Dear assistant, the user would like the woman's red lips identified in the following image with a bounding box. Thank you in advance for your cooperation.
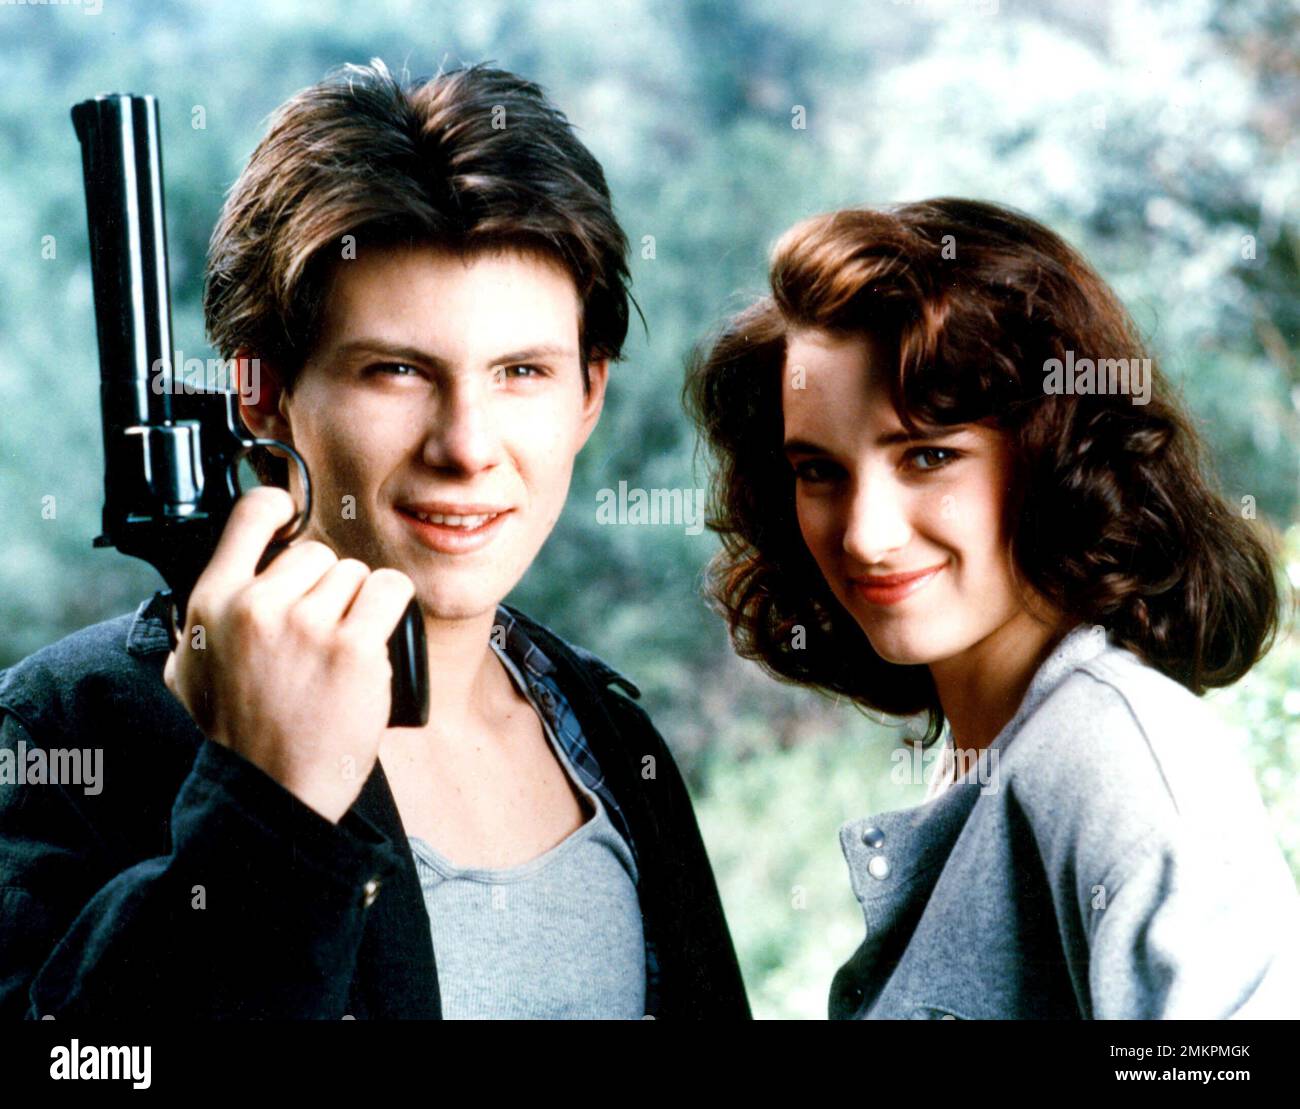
[853,565,946,587]
[851,563,947,606]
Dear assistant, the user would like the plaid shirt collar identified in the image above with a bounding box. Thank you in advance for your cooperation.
[487,604,636,860]
[487,604,663,1014]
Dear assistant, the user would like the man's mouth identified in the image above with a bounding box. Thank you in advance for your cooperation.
[403,508,501,529]
[395,503,513,552]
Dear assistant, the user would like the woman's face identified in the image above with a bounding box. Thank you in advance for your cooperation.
[781,327,1042,668]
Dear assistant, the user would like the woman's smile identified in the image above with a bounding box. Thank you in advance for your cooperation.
[850,561,948,607]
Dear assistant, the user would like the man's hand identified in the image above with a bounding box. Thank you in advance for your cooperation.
[162,486,416,823]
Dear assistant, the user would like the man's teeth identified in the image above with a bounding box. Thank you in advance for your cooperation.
[409,510,498,528]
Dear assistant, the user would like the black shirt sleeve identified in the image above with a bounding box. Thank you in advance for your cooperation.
[0,708,404,1019]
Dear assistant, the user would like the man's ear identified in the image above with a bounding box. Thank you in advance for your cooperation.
[234,349,292,444]
[576,357,609,452]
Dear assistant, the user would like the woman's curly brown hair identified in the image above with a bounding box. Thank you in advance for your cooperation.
[684,198,1283,744]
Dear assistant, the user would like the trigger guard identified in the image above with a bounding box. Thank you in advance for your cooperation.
[234,438,314,543]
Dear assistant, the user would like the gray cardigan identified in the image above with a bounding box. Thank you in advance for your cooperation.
[831,623,1300,1019]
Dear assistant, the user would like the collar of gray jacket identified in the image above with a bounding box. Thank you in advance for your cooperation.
[982,620,1104,758]
[839,621,1111,910]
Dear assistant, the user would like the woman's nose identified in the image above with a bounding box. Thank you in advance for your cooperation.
[841,470,913,564]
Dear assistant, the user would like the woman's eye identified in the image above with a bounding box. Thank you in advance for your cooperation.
[906,447,959,471]
[793,459,840,484]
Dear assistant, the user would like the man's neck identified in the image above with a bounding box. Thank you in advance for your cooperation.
[398,606,515,745]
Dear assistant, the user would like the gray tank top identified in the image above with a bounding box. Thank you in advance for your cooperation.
[408,650,646,1019]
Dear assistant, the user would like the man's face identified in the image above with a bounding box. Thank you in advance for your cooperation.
[242,244,607,623]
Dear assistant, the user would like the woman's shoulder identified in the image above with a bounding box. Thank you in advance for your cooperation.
[984,633,1300,1016]
[1027,639,1228,782]
[995,630,1285,884]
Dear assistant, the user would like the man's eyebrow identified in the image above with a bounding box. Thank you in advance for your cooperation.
[333,339,450,368]
[492,345,578,364]
[330,340,577,366]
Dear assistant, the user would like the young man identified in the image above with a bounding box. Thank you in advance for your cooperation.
[0,61,749,1019]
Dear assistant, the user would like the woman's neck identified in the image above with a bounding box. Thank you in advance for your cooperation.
[928,608,1070,758]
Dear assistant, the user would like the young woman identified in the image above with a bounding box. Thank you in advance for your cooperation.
[685,198,1300,1019]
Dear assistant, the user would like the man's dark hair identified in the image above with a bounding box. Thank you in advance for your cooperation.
[204,58,633,486]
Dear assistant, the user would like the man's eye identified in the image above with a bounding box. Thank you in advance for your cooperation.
[495,364,546,382]
[906,447,960,471]
[372,362,420,377]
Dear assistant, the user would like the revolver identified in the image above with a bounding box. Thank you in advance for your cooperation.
[71,92,429,728]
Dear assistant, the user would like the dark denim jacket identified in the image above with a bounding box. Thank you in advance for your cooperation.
[0,592,749,1019]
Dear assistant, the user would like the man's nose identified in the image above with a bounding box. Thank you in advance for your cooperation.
[842,468,913,564]
[422,379,500,475]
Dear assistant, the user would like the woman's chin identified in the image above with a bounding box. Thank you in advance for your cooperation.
[871,643,935,667]
[859,622,946,667]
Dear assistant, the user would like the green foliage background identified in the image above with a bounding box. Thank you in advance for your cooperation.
[1,0,1296,1019]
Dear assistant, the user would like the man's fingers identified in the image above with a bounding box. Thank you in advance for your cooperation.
[340,569,417,642]
[251,539,339,595]
[198,486,299,598]
[295,558,371,627]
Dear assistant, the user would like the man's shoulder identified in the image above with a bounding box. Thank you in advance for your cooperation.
[0,595,172,735]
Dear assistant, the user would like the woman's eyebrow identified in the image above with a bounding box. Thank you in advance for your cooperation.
[784,426,969,457]
[873,427,966,447]
[782,437,829,457]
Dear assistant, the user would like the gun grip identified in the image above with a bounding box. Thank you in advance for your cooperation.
[387,596,429,728]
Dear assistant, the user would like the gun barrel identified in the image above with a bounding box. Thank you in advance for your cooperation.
[72,93,174,422]
[69,91,429,727]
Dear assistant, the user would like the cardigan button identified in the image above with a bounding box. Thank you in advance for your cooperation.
[861,826,885,848]
[362,877,382,908]
[867,855,890,880]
